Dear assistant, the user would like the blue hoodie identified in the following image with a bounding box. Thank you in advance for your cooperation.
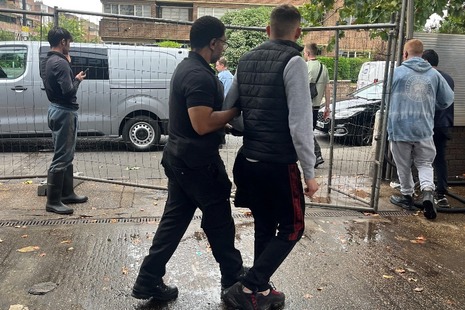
[387,57,454,142]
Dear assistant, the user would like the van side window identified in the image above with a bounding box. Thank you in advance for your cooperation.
[39,46,109,80]
[0,46,28,79]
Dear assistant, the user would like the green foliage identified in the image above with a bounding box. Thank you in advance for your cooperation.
[438,0,464,33]
[157,41,182,48]
[221,7,273,72]
[300,0,464,35]
[30,17,87,42]
[299,0,336,27]
[319,56,369,82]
[439,14,465,34]
[0,30,15,41]
[0,53,25,68]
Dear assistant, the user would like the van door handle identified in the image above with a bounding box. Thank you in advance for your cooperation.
[41,87,45,90]
[11,86,28,92]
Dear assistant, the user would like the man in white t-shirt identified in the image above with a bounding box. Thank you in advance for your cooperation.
[304,43,330,168]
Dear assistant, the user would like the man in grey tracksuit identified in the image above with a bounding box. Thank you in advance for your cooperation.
[388,39,454,220]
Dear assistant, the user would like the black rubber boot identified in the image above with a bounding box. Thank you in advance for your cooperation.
[46,170,74,215]
[61,164,88,204]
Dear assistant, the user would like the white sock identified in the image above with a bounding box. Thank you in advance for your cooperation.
[242,286,253,294]
[258,289,270,296]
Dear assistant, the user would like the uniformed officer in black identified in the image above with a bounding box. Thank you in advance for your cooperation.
[132,16,244,302]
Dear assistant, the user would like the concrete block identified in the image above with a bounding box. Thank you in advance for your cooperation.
[37,184,47,196]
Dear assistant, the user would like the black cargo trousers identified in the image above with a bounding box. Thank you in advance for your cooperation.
[135,153,243,288]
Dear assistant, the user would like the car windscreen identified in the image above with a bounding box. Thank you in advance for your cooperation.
[352,83,383,100]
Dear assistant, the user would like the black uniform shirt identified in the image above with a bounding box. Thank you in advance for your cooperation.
[164,51,225,168]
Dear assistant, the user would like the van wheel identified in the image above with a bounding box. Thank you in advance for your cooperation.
[122,116,160,151]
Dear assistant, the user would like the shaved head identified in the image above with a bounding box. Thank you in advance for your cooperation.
[269,4,301,39]
[404,39,424,58]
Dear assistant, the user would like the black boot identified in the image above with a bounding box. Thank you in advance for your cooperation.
[46,170,74,215]
[422,189,437,220]
[390,194,415,211]
[132,280,178,301]
[61,164,88,204]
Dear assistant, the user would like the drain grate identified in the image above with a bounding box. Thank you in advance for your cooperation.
[0,210,412,228]
[378,210,416,217]
[0,217,162,227]
[305,210,362,217]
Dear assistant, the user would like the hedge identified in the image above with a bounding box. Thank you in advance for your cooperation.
[318,57,370,82]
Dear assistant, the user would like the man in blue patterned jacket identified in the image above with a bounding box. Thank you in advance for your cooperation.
[388,40,454,219]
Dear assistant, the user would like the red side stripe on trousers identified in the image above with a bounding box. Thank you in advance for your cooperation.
[288,164,304,241]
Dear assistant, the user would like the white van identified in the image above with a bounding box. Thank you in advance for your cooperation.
[356,61,394,90]
[0,41,188,151]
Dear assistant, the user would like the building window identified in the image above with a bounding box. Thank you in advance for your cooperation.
[160,6,190,21]
[340,50,372,58]
[156,3,192,21]
[135,5,151,17]
[119,5,134,16]
[104,4,152,17]
[197,7,234,19]
[0,14,17,24]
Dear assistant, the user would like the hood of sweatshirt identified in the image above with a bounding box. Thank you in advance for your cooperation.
[401,56,432,73]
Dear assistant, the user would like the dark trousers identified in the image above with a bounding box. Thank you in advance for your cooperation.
[233,153,305,291]
[48,104,78,172]
[135,153,243,288]
[433,127,450,195]
[312,107,322,158]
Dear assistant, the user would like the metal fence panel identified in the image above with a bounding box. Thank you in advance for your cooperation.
[414,32,465,126]
[0,6,398,212]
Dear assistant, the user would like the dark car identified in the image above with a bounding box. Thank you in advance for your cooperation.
[315,81,383,146]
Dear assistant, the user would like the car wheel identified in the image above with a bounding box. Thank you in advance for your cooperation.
[356,125,374,146]
[122,116,161,151]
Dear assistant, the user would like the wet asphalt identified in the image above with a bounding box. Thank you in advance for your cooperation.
[1,179,465,310]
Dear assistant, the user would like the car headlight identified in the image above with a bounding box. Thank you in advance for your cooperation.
[334,108,365,119]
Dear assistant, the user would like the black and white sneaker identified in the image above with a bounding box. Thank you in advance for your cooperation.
[314,156,324,168]
[435,195,450,208]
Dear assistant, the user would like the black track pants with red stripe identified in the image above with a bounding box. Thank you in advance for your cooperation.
[233,152,305,291]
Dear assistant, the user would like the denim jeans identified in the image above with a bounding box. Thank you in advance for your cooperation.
[48,104,78,172]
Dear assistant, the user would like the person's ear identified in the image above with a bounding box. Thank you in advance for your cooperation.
[266,25,271,38]
[209,38,217,50]
[295,27,302,40]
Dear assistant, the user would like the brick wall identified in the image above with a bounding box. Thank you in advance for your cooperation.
[446,127,465,178]
[99,19,190,43]
[328,80,356,100]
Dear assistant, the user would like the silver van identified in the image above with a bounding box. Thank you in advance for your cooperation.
[0,41,188,151]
